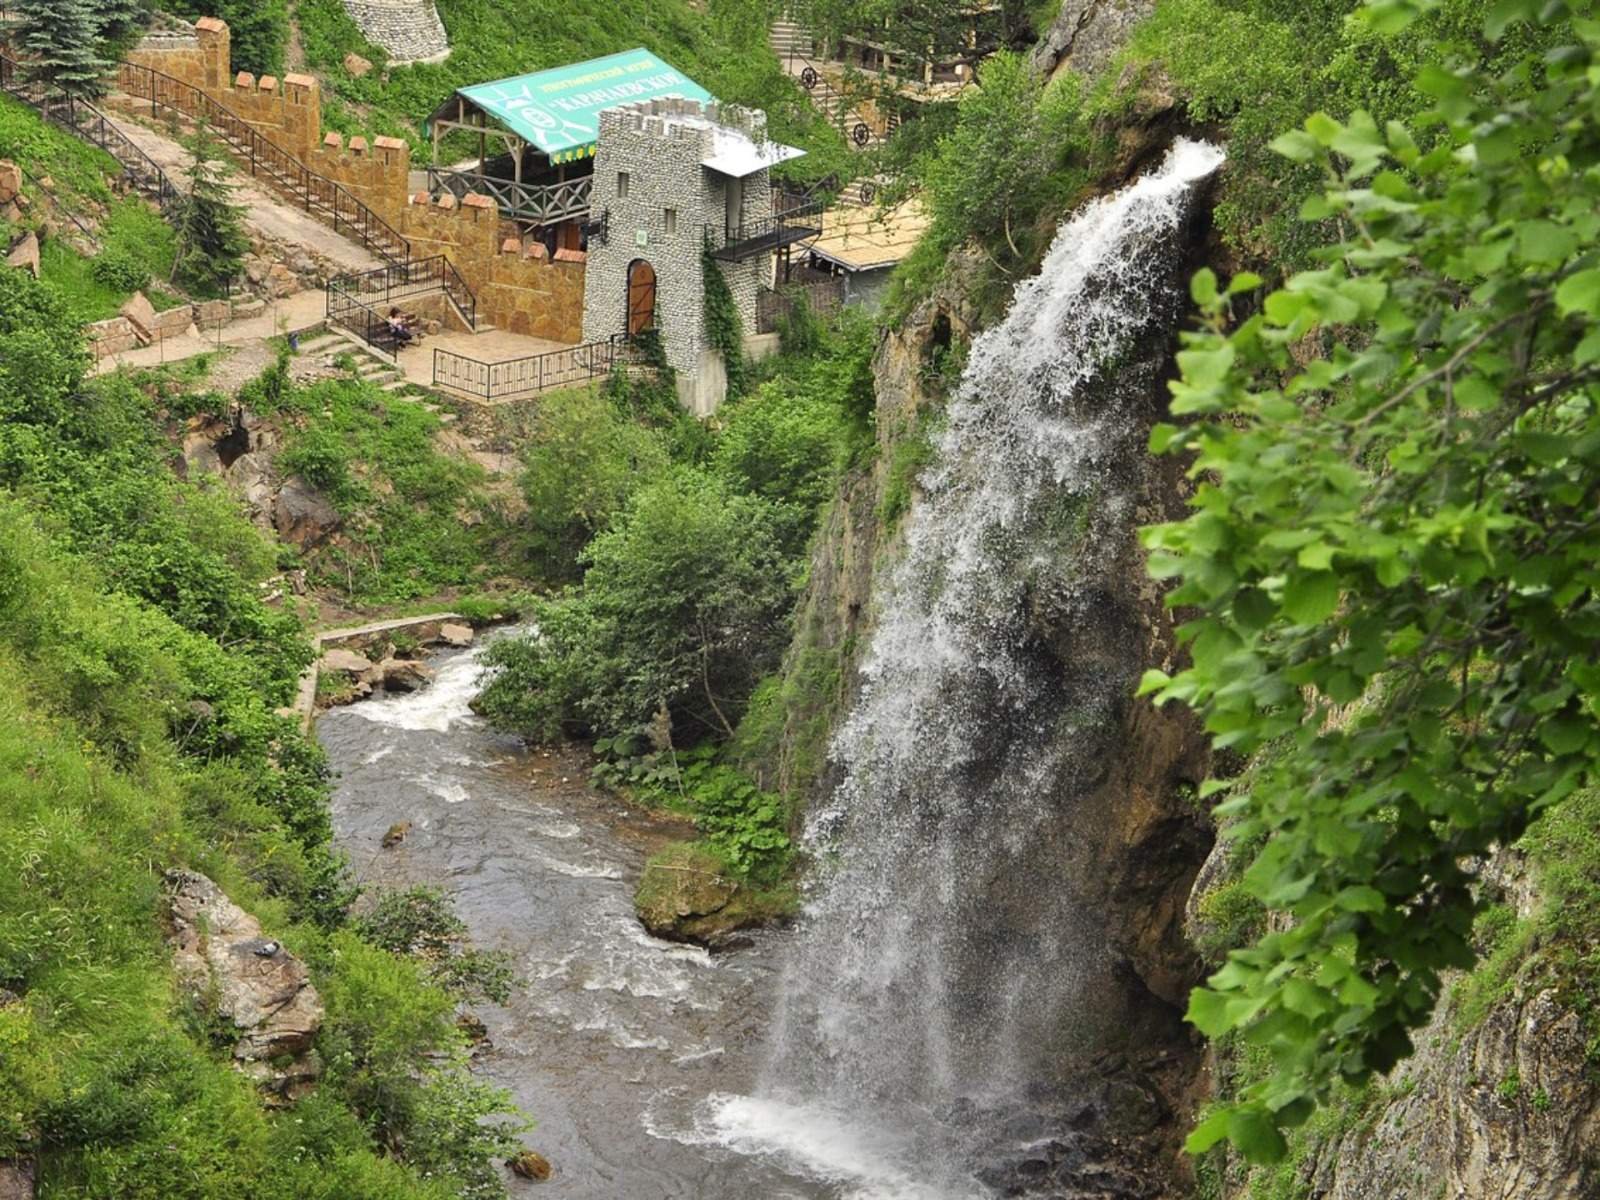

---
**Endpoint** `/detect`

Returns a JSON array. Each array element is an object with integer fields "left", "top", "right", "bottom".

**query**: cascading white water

[{"left": 699, "top": 140, "right": 1225, "bottom": 1198}]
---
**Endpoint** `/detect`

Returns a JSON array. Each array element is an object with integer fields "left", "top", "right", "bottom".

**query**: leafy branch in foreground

[{"left": 1140, "top": 0, "right": 1600, "bottom": 1163}]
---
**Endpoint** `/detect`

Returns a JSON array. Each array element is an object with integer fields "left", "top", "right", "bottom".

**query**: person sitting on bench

[{"left": 386, "top": 307, "right": 416, "bottom": 347}]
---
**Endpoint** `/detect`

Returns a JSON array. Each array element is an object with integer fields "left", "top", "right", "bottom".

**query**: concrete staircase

[
  {"left": 295, "top": 328, "right": 410, "bottom": 393},
  {"left": 769, "top": 17, "right": 814, "bottom": 60}
]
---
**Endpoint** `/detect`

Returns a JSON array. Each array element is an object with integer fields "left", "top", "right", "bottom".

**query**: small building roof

[
  {"left": 450, "top": 48, "right": 713, "bottom": 163},
  {"left": 808, "top": 197, "right": 930, "bottom": 273}
]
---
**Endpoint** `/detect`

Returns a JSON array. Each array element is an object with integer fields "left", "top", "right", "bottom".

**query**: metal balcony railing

[
  {"left": 705, "top": 200, "right": 825, "bottom": 262},
  {"left": 325, "top": 255, "right": 477, "bottom": 332},
  {"left": 432, "top": 335, "right": 641, "bottom": 402}
]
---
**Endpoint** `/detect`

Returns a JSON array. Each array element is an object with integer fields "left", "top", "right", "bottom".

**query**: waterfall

[{"left": 702, "top": 140, "right": 1224, "bottom": 1198}]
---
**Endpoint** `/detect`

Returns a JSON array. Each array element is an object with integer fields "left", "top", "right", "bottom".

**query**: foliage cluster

[
  {"left": 0, "top": 267, "right": 524, "bottom": 1196},
  {"left": 354, "top": 886, "right": 517, "bottom": 1006},
  {"left": 161, "top": 0, "right": 291, "bottom": 75},
  {"left": 1137, "top": 0, "right": 1600, "bottom": 1162},
  {"left": 170, "top": 125, "right": 250, "bottom": 296},
  {"left": 480, "top": 312, "right": 874, "bottom": 745}
]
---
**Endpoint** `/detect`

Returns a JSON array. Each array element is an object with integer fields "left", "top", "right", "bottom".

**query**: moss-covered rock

[{"left": 634, "top": 842, "right": 795, "bottom": 948}]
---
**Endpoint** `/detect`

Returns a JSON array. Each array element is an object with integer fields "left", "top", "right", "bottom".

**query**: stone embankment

[
  {"left": 339, "top": 0, "right": 450, "bottom": 64},
  {"left": 287, "top": 614, "right": 474, "bottom": 726}
]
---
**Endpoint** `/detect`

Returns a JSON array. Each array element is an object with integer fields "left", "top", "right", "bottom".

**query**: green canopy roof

[{"left": 452, "top": 49, "right": 713, "bottom": 164}]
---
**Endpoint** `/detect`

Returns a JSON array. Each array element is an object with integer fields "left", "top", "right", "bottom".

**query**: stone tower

[
  {"left": 339, "top": 0, "right": 450, "bottom": 65},
  {"left": 581, "top": 98, "right": 789, "bottom": 416}
]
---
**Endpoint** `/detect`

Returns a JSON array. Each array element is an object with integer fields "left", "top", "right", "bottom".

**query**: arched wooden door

[{"left": 626, "top": 259, "right": 656, "bottom": 336}]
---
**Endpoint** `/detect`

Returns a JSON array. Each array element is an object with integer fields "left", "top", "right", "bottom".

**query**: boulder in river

[
  {"left": 381, "top": 820, "right": 412, "bottom": 848},
  {"left": 508, "top": 1150, "right": 553, "bottom": 1180},
  {"left": 378, "top": 658, "right": 434, "bottom": 693},
  {"left": 320, "top": 647, "right": 373, "bottom": 675},
  {"left": 437, "top": 622, "right": 473, "bottom": 647},
  {"left": 634, "top": 842, "right": 793, "bottom": 948},
  {"left": 165, "top": 869, "right": 324, "bottom": 1104}
]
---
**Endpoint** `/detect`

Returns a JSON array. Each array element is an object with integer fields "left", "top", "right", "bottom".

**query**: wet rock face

[{"left": 165, "top": 870, "right": 324, "bottom": 1104}]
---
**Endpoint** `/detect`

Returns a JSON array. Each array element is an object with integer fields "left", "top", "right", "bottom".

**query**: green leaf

[
  {"left": 1282, "top": 572, "right": 1341, "bottom": 624},
  {"left": 1555, "top": 269, "right": 1600, "bottom": 318},
  {"left": 1228, "top": 1108, "right": 1289, "bottom": 1163},
  {"left": 1187, "top": 987, "right": 1233, "bottom": 1037},
  {"left": 1269, "top": 131, "right": 1319, "bottom": 162},
  {"left": 1185, "top": 1108, "right": 1233, "bottom": 1154}
]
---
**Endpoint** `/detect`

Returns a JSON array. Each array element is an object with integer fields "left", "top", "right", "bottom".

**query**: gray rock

[
  {"left": 319, "top": 647, "right": 374, "bottom": 675},
  {"left": 165, "top": 870, "right": 323, "bottom": 1103},
  {"left": 5, "top": 232, "right": 38, "bottom": 279},
  {"left": 1029, "top": 0, "right": 1156, "bottom": 81},
  {"left": 437, "top": 622, "right": 474, "bottom": 647},
  {"left": 273, "top": 477, "right": 341, "bottom": 548},
  {"left": 378, "top": 658, "right": 434, "bottom": 693}
]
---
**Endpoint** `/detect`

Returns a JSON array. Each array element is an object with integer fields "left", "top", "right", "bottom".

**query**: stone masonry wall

[
  {"left": 401, "top": 194, "right": 585, "bottom": 342},
  {"left": 340, "top": 0, "right": 450, "bottom": 64},
  {"left": 581, "top": 98, "right": 773, "bottom": 411}
]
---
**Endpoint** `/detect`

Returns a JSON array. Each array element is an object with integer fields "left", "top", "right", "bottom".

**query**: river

[{"left": 318, "top": 635, "right": 835, "bottom": 1198}]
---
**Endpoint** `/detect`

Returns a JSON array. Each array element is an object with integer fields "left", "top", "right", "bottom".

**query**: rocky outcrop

[
  {"left": 272, "top": 476, "right": 342, "bottom": 548},
  {"left": 1294, "top": 987, "right": 1600, "bottom": 1200},
  {"left": 5, "top": 232, "right": 39, "bottom": 279},
  {"left": 634, "top": 843, "right": 789, "bottom": 948},
  {"left": 339, "top": 0, "right": 450, "bottom": 64},
  {"left": 165, "top": 870, "right": 323, "bottom": 1104},
  {"left": 1031, "top": 0, "right": 1158, "bottom": 81}
]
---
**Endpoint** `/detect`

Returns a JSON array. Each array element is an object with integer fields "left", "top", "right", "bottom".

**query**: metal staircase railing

[
  {"left": 324, "top": 254, "right": 473, "bottom": 334},
  {"left": 114, "top": 59, "right": 410, "bottom": 266},
  {"left": 0, "top": 51, "right": 181, "bottom": 211}
]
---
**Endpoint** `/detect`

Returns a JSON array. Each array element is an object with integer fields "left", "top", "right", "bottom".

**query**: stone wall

[
  {"left": 339, "top": 0, "right": 450, "bottom": 64},
  {"left": 401, "top": 194, "right": 586, "bottom": 342},
  {"left": 308, "top": 133, "right": 412, "bottom": 224},
  {"left": 582, "top": 98, "right": 774, "bottom": 413},
  {"left": 127, "top": 15, "right": 230, "bottom": 91}
]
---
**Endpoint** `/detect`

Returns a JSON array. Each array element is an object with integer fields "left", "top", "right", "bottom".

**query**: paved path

[
  {"left": 396, "top": 327, "right": 568, "bottom": 389},
  {"left": 91, "top": 289, "right": 328, "bottom": 375},
  {"left": 105, "top": 107, "right": 383, "bottom": 274}
]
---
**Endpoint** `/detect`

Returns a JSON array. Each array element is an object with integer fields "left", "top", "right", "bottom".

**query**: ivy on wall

[{"left": 702, "top": 244, "right": 748, "bottom": 400}]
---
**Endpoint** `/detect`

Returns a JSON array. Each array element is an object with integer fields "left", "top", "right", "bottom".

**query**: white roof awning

[{"left": 701, "top": 127, "right": 805, "bottom": 177}]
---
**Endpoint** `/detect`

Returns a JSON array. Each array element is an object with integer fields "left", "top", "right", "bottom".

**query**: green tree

[
  {"left": 1138, "top": 0, "right": 1600, "bottom": 1163},
  {"left": 171, "top": 122, "right": 249, "bottom": 295},
  {"left": 518, "top": 386, "right": 670, "bottom": 576},
  {"left": 5, "top": 0, "right": 109, "bottom": 100},
  {"left": 479, "top": 469, "right": 796, "bottom": 742},
  {"left": 164, "top": 0, "right": 288, "bottom": 75},
  {"left": 94, "top": 0, "right": 149, "bottom": 48}
]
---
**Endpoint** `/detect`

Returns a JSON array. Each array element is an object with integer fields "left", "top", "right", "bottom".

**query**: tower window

[{"left": 617, "top": 171, "right": 631, "bottom": 199}]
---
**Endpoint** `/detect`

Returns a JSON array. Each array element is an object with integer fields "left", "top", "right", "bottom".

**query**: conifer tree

[
  {"left": 171, "top": 123, "right": 249, "bottom": 295},
  {"left": 4, "top": 0, "right": 110, "bottom": 100},
  {"left": 95, "top": 0, "right": 149, "bottom": 48}
]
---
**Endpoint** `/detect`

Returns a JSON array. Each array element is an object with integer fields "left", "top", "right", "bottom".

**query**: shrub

[
  {"left": 90, "top": 246, "right": 150, "bottom": 293},
  {"left": 479, "top": 468, "right": 796, "bottom": 742}
]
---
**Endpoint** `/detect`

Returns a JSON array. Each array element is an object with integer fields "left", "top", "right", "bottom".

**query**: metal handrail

[
  {"left": 114, "top": 59, "right": 410, "bottom": 265},
  {"left": 325, "top": 254, "right": 477, "bottom": 330},
  {"left": 705, "top": 199, "right": 825, "bottom": 261},
  {"left": 0, "top": 51, "right": 182, "bottom": 211},
  {"left": 426, "top": 165, "right": 593, "bottom": 224},
  {"left": 432, "top": 334, "right": 639, "bottom": 402},
  {"left": 325, "top": 282, "right": 406, "bottom": 357}
]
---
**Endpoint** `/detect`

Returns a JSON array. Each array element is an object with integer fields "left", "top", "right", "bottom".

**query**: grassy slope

[
  {"left": 0, "top": 97, "right": 184, "bottom": 319},
  {"left": 293, "top": 0, "right": 855, "bottom": 181}
]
